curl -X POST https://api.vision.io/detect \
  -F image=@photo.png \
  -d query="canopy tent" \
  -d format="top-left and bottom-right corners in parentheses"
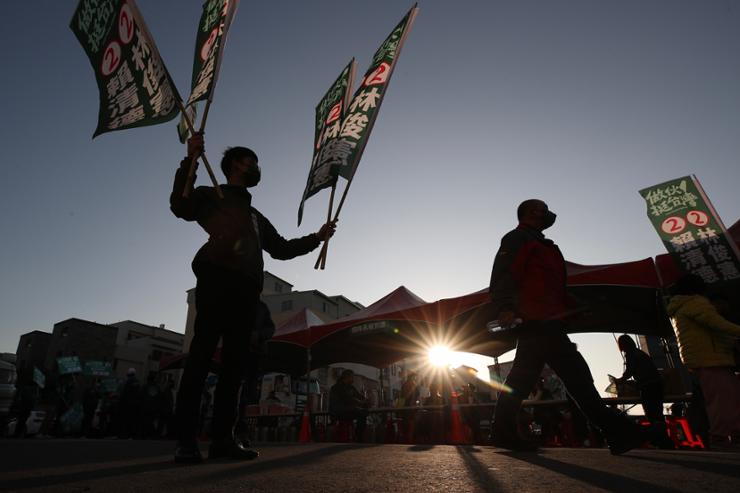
top-left (262, 308), bottom-right (325, 375)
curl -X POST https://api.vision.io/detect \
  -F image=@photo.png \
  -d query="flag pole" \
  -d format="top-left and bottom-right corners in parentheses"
top-left (177, 98), bottom-right (223, 199)
top-left (314, 182), bottom-right (336, 270)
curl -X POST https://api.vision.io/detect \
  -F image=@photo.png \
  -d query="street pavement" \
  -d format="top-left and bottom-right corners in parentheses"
top-left (0, 439), bottom-right (739, 493)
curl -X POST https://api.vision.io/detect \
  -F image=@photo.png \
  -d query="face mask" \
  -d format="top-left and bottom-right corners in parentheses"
top-left (542, 210), bottom-right (556, 229)
top-left (244, 164), bottom-right (261, 188)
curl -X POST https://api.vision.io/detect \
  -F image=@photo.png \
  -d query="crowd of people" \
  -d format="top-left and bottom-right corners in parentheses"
top-left (10, 367), bottom-right (177, 440)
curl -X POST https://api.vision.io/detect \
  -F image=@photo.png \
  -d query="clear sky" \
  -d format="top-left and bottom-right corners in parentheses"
top-left (1, 1), bottom-right (739, 396)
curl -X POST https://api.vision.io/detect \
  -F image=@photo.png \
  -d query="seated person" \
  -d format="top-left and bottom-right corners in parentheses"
top-left (329, 370), bottom-right (369, 441)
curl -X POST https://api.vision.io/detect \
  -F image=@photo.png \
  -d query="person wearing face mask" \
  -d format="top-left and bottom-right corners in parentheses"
top-left (488, 199), bottom-right (645, 454)
top-left (170, 133), bottom-right (336, 463)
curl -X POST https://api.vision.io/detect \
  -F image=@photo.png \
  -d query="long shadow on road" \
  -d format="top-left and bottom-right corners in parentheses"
top-left (0, 458), bottom-right (181, 491)
top-left (456, 446), bottom-right (509, 492)
top-left (0, 443), bottom-right (377, 491)
top-left (502, 451), bottom-right (684, 493)
top-left (625, 452), bottom-right (740, 479)
top-left (189, 443), bottom-right (379, 485)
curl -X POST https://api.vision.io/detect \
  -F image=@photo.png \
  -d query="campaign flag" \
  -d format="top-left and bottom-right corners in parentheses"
top-left (57, 356), bottom-right (83, 375)
top-left (71, 0), bottom-right (182, 138)
top-left (639, 175), bottom-right (740, 284)
top-left (83, 360), bottom-right (113, 377)
top-left (297, 59), bottom-right (356, 225)
top-left (178, 103), bottom-right (198, 143)
top-left (33, 367), bottom-right (46, 389)
top-left (186, 0), bottom-right (239, 106)
top-left (314, 4), bottom-right (418, 184)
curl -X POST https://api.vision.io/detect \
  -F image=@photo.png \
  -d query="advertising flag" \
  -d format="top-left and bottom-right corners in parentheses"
top-left (71, 0), bottom-right (182, 137)
top-left (57, 356), bottom-right (83, 375)
top-left (314, 4), bottom-right (418, 183)
top-left (83, 360), bottom-right (113, 377)
top-left (178, 103), bottom-right (198, 144)
top-left (186, 0), bottom-right (239, 106)
top-left (33, 367), bottom-right (46, 389)
top-left (639, 175), bottom-right (740, 284)
top-left (298, 59), bottom-right (356, 225)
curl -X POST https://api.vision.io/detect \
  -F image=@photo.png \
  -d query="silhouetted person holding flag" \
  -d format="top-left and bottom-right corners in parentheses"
top-left (488, 199), bottom-right (645, 454)
top-left (170, 133), bottom-right (336, 463)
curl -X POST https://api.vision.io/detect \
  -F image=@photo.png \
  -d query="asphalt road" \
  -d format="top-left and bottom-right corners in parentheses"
top-left (0, 439), bottom-right (739, 493)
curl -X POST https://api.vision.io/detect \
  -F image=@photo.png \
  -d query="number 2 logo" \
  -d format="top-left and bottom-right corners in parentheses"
top-left (119, 4), bottom-right (134, 45)
top-left (661, 216), bottom-right (686, 235)
top-left (686, 210), bottom-right (709, 227)
top-left (363, 62), bottom-right (390, 86)
top-left (101, 41), bottom-right (121, 77)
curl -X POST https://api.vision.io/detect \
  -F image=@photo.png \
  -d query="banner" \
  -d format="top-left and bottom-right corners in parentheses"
top-left (297, 59), bottom-right (356, 225)
top-left (639, 175), bottom-right (740, 284)
top-left (71, 0), bottom-right (182, 137)
top-left (57, 356), bottom-right (83, 375)
top-left (33, 367), bottom-right (46, 389)
top-left (186, 0), bottom-right (239, 106)
top-left (314, 4), bottom-right (418, 183)
top-left (83, 360), bottom-right (113, 377)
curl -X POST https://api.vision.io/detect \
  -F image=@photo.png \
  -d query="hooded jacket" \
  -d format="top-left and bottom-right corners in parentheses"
top-left (170, 159), bottom-right (319, 291)
top-left (666, 294), bottom-right (740, 368)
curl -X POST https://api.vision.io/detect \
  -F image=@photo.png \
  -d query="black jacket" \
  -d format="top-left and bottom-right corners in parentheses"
top-left (170, 159), bottom-right (320, 290)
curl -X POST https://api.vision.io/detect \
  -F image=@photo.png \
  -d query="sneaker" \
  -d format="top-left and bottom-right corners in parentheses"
top-left (208, 439), bottom-right (260, 461)
top-left (174, 441), bottom-right (204, 464)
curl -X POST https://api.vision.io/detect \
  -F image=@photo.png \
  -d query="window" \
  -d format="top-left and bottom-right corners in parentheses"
top-left (275, 282), bottom-right (283, 293)
top-left (281, 300), bottom-right (293, 312)
top-left (322, 302), bottom-right (327, 313)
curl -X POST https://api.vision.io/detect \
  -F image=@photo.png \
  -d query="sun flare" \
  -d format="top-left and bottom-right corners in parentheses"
top-left (427, 345), bottom-right (454, 367)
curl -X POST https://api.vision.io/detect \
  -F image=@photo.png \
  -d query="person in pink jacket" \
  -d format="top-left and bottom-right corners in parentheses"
top-left (667, 274), bottom-right (740, 450)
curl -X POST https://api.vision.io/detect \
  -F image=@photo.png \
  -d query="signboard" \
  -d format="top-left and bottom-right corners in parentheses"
top-left (57, 356), bottom-right (83, 375)
top-left (351, 320), bottom-right (389, 335)
top-left (297, 59), bottom-right (356, 225)
top-left (83, 360), bottom-right (113, 377)
top-left (71, 0), bottom-right (181, 137)
top-left (314, 5), bottom-right (418, 183)
top-left (639, 175), bottom-right (740, 284)
top-left (33, 367), bottom-right (46, 389)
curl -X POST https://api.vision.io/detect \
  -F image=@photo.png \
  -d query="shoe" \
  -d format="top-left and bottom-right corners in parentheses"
top-left (208, 439), bottom-right (260, 460)
top-left (490, 432), bottom-right (539, 452)
top-left (174, 441), bottom-right (204, 464)
top-left (607, 427), bottom-right (648, 456)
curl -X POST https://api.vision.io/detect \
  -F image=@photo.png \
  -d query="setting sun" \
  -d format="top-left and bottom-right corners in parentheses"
top-left (427, 345), bottom-right (454, 367)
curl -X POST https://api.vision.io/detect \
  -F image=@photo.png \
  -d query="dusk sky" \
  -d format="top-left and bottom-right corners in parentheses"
top-left (2, 1), bottom-right (739, 394)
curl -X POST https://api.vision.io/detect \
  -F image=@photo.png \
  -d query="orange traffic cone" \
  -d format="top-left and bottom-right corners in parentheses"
top-left (448, 392), bottom-right (471, 445)
top-left (298, 408), bottom-right (312, 443)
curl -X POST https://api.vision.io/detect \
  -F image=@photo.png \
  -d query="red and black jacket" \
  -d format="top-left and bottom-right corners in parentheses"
top-left (489, 225), bottom-right (571, 322)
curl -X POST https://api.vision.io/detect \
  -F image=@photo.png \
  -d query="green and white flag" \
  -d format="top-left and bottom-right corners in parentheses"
top-left (57, 356), bottom-right (83, 375)
top-left (71, 0), bottom-right (182, 138)
top-left (298, 59), bottom-right (356, 225)
top-left (83, 360), bottom-right (113, 377)
top-left (177, 102), bottom-right (198, 144)
top-left (639, 175), bottom-right (740, 284)
top-left (33, 367), bottom-right (46, 389)
top-left (186, 0), bottom-right (239, 106)
top-left (314, 4), bottom-right (418, 183)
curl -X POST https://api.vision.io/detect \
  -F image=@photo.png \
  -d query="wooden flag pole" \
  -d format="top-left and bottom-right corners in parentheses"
top-left (314, 183), bottom-right (336, 269)
top-left (177, 99), bottom-right (224, 199)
